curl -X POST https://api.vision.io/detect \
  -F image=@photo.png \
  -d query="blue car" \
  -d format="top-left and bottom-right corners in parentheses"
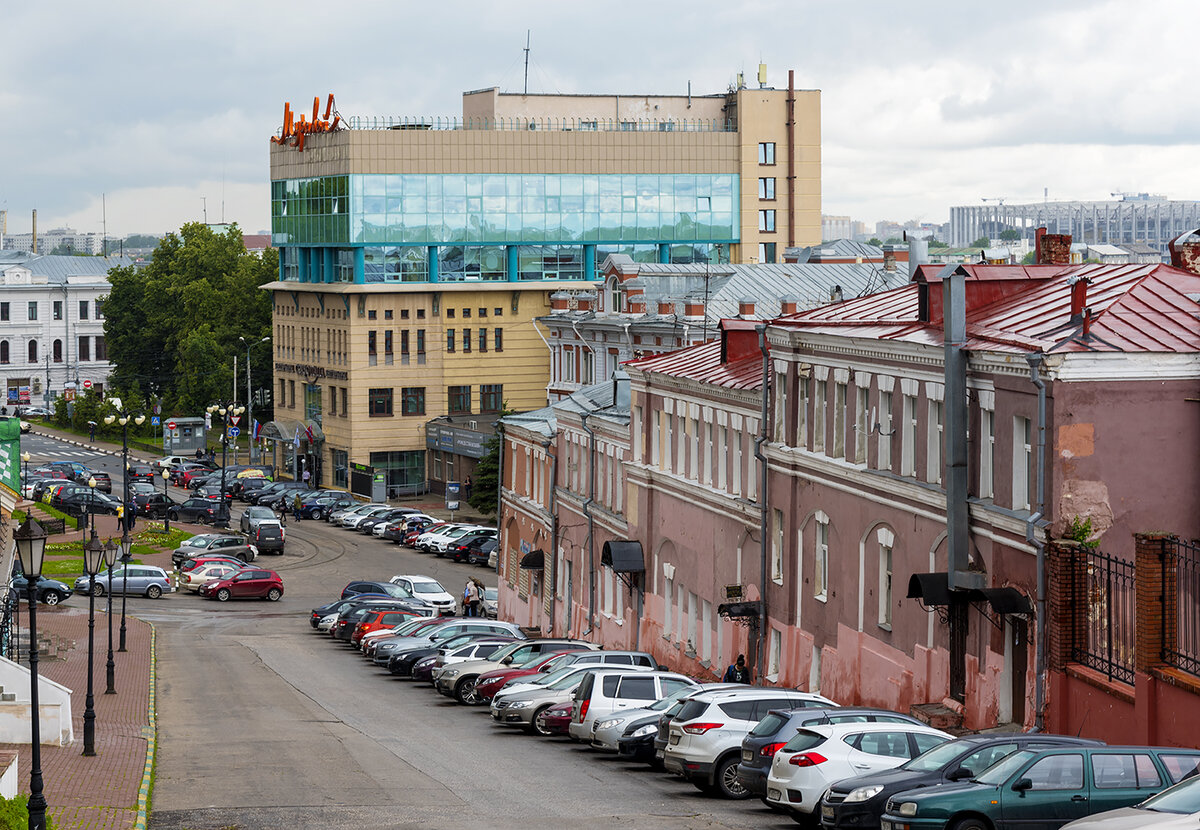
top-left (11, 567), bottom-right (73, 606)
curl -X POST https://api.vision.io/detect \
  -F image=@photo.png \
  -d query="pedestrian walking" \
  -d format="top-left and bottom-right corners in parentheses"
top-left (464, 475), bottom-right (473, 499)
top-left (471, 578), bottom-right (486, 617)
top-left (302, 467), bottom-right (311, 487)
top-left (463, 580), bottom-right (478, 617)
top-left (293, 493), bottom-right (304, 521)
top-left (723, 654), bottom-right (751, 684)
top-left (88, 421), bottom-right (96, 442)
top-left (195, 448), bottom-right (204, 460)
top-left (125, 498), bottom-right (138, 532)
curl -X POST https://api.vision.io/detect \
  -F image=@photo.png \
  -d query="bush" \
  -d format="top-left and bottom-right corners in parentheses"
top-left (0, 795), bottom-right (55, 829)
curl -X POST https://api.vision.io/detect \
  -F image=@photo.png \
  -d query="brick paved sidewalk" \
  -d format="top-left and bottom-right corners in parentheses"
top-left (4, 605), bottom-right (153, 830)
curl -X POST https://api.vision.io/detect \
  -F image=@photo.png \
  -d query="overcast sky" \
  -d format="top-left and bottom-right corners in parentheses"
top-left (4, 0), bottom-right (1198, 239)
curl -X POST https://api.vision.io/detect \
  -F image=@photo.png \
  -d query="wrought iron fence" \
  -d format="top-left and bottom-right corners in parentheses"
top-left (1070, 548), bottom-right (1137, 685)
top-left (1163, 538), bottom-right (1200, 676)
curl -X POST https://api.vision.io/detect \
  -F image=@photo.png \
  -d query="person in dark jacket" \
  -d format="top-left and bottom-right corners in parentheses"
top-left (722, 654), bottom-right (751, 684)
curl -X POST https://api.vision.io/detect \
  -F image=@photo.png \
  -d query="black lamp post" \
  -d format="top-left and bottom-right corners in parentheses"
top-left (117, 530), bottom-right (132, 653)
top-left (20, 451), bottom-right (29, 500)
top-left (206, 403), bottom-right (244, 529)
top-left (14, 517), bottom-right (49, 829)
top-left (104, 409), bottom-right (145, 536)
top-left (161, 469), bottom-right (172, 533)
top-left (80, 531), bottom-right (104, 757)
top-left (239, 335), bottom-right (271, 463)
top-left (103, 538), bottom-right (118, 695)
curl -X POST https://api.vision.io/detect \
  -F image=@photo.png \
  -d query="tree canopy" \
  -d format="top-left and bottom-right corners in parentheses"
top-left (103, 223), bottom-right (276, 415)
top-left (998, 229), bottom-right (1022, 241)
top-left (970, 236), bottom-right (991, 248)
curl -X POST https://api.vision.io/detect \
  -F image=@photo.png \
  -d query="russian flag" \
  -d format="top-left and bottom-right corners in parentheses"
top-left (252, 419), bottom-right (261, 440)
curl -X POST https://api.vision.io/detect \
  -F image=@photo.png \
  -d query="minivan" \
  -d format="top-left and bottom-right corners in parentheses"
top-left (569, 669), bottom-right (697, 741)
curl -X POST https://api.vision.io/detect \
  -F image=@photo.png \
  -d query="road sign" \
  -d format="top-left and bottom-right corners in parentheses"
top-left (229, 415), bottom-right (241, 426)
top-left (150, 416), bottom-right (161, 426)
top-left (166, 420), bottom-right (177, 431)
top-left (82, 379), bottom-right (93, 389)
top-left (227, 427), bottom-right (241, 437)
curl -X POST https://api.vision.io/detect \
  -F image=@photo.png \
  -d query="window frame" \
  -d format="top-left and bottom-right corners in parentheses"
top-left (367, 387), bottom-right (393, 417)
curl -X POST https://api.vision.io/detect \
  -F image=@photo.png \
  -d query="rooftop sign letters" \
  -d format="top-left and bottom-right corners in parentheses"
top-left (271, 94), bottom-right (341, 152)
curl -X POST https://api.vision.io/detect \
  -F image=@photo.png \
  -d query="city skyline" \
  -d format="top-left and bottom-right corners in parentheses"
top-left (4, 0), bottom-right (1200, 238)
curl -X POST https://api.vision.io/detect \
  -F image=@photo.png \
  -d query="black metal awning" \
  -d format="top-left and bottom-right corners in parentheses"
top-left (601, 541), bottom-right (645, 574)
top-left (908, 573), bottom-right (1031, 615)
top-left (975, 587), bottom-right (1033, 616)
top-left (908, 573), bottom-right (952, 606)
top-left (519, 549), bottom-right (545, 570)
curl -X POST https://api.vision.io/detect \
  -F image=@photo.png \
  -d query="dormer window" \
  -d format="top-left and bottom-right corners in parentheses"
top-left (608, 278), bottom-right (624, 314)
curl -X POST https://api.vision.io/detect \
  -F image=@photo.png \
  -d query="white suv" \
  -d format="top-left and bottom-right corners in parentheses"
top-left (568, 670), bottom-right (697, 741)
top-left (389, 574), bottom-right (456, 616)
top-left (663, 687), bottom-right (836, 799)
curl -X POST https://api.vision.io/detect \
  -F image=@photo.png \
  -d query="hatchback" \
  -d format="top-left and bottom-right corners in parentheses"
top-left (127, 464), bottom-right (158, 482)
top-left (388, 575), bottom-right (456, 616)
top-left (180, 562), bottom-right (244, 592)
top-left (73, 565), bottom-right (174, 599)
top-left (199, 569), bottom-right (284, 602)
top-left (168, 497), bottom-right (230, 525)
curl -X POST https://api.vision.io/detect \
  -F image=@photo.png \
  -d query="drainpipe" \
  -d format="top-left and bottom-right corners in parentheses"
top-left (753, 325), bottom-right (770, 682)
top-left (571, 318), bottom-right (597, 382)
top-left (1026, 353), bottom-right (1049, 732)
top-left (496, 422), bottom-right (505, 578)
top-left (543, 438), bottom-right (558, 635)
top-left (581, 410), bottom-right (597, 636)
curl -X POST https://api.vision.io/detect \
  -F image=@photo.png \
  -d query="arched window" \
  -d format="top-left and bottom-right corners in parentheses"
top-left (608, 278), bottom-right (624, 314)
top-left (52, 339), bottom-right (63, 363)
top-left (0, 341), bottom-right (8, 364)
top-left (28, 340), bottom-right (37, 363)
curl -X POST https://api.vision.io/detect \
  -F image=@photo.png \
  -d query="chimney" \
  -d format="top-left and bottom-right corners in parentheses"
top-left (1069, 277), bottom-right (1090, 323)
top-left (683, 300), bottom-right (705, 319)
top-left (882, 244), bottom-right (898, 272)
top-left (779, 296), bottom-right (798, 315)
top-left (1168, 227), bottom-right (1200, 275)
top-left (1039, 233), bottom-right (1072, 265)
top-left (829, 284), bottom-right (844, 303)
top-left (908, 237), bottom-right (929, 279)
top-left (657, 299), bottom-right (674, 316)
top-left (627, 296), bottom-right (646, 314)
top-left (611, 368), bottom-right (631, 409)
top-left (549, 291), bottom-right (571, 312)
top-left (738, 298), bottom-right (756, 318)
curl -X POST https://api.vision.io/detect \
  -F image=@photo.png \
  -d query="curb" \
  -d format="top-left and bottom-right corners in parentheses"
top-left (133, 623), bottom-right (157, 830)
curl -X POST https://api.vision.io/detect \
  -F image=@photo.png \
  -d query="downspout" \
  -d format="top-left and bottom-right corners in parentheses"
top-left (786, 70), bottom-right (796, 249)
top-left (543, 438), bottom-right (559, 634)
top-left (496, 422), bottom-right (505, 584)
top-left (753, 325), bottom-right (770, 682)
top-left (571, 318), bottom-right (597, 382)
top-left (581, 410), bottom-right (597, 636)
top-left (1026, 353), bottom-right (1049, 732)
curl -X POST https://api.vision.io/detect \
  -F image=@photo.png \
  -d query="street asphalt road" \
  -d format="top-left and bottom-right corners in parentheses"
top-left (22, 436), bottom-right (792, 829)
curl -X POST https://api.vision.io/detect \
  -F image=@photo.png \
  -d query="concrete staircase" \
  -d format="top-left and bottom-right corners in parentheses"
top-left (910, 701), bottom-right (967, 735)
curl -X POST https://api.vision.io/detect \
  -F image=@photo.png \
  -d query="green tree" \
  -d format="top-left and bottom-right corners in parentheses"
top-left (1021, 251), bottom-right (1036, 264)
top-left (103, 223), bottom-right (276, 415)
top-left (867, 238), bottom-right (883, 247)
top-left (468, 410), bottom-right (512, 515)
top-left (970, 236), bottom-right (991, 248)
top-left (927, 239), bottom-right (949, 249)
top-left (122, 234), bottom-right (161, 249)
top-left (884, 237), bottom-right (904, 245)
top-left (999, 229), bottom-right (1021, 241)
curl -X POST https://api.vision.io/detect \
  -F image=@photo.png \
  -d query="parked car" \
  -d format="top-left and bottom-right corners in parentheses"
top-left (364, 616), bottom-right (458, 655)
top-left (311, 595), bottom-right (408, 630)
top-left (433, 638), bottom-right (589, 704)
top-left (569, 670), bottom-right (698, 741)
top-left (11, 566), bottom-right (73, 605)
top-left (470, 537), bottom-right (499, 567)
top-left (350, 608), bottom-right (425, 647)
top-left (127, 464), bottom-right (158, 483)
top-left (132, 492), bottom-right (177, 519)
top-left (494, 666), bottom-right (659, 735)
top-left (428, 525), bottom-right (491, 556)
top-left (239, 506), bottom-right (278, 534)
top-left (90, 472), bottom-right (113, 493)
top-left (388, 575), bottom-right (456, 616)
top-left (1062, 773), bottom-right (1200, 829)
top-left (179, 562), bottom-right (244, 593)
top-left (446, 529), bottom-right (499, 563)
top-left (248, 522), bottom-right (285, 555)
top-left (234, 477), bottom-right (273, 502)
top-left (591, 682), bottom-right (738, 753)
top-left (393, 621), bottom-right (524, 674)
top-left (332, 601), bottom-right (419, 642)
top-left (58, 490), bottom-right (122, 516)
top-left (328, 502), bottom-right (383, 524)
top-left (878, 744), bottom-right (1200, 830)
top-left (534, 701), bottom-right (575, 737)
top-left (386, 633), bottom-right (518, 678)
top-left (298, 493), bottom-right (355, 520)
top-left (480, 587), bottom-right (498, 618)
top-left (171, 534), bottom-right (258, 567)
top-left (178, 555), bottom-right (251, 575)
top-left (157, 454), bottom-right (206, 469)
top-left (662, 687), bottom-right (839, 799)
top-left (198, 569), bottom-right (284, 602)
top-left (357, 508), bottom-right (417, 535)
top-left (167, 497), bottom-right (230, 525)
top-left (818, 732), bottom-right (1103, 830)
top-left (73, 565), bottom-right (174, 599)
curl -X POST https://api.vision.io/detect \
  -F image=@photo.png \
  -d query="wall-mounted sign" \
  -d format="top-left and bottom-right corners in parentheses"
top-left (271, 94), bottom-right (341, 152)
top-left (274, 362), bottom-right (349, 382)
top-left (725, 584), bottom-right (744, 600)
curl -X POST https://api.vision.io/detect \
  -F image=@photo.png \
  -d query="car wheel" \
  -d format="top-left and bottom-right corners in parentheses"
top-left (146, 585), bottom-right (163, 599)
top-left (91, 583), bottom-right (106, 597)
top-left (712, 755), bottom-right (751, 800)
top-left (307, 508), bottom-right (321, 520)
top-left (948, 820), bottom-right (990, 830)
top-left (195, 515), bottom-right (209, 525)
top-left (454, 676), bottom-right (481, 705)
top-left (216, 588), bottom-right (231, 602)
top-left (267, 588), bottom-right (282, 601)
top-left (530, 706), bottom-right (555, 736)
top-left (43, 591), bottom-right (63, 606)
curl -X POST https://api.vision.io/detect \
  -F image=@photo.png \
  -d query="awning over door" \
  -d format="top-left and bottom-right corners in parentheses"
top-left (519, 549), bottom-right (545, 570)
top-left (259, 419), bottom-right (325, 444)
top-left (907, 573), bottom-right (1031, 615)
top-left (601, 540), bottom-right (645, 573)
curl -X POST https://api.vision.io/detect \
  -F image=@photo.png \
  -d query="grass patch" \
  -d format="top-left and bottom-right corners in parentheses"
top-left (13, 504), bottom-right (75, 524)
top-left (137, 524), bottom-right (192, 547)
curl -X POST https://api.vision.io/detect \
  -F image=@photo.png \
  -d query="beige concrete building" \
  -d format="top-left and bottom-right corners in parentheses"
top-left (264, 76), bottom-right (820, 493)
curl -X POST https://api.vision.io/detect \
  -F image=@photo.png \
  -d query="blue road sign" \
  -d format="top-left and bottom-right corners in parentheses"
top-left (150, 416), bottom-right (161, 426)
top-left (227, 426), bottom-right (241, 437)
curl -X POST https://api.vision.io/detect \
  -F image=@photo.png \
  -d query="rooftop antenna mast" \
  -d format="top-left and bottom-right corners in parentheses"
top-left (523, 30), bottom-right (531, 95)
top-left (102, 193), bottom-right (107, 257)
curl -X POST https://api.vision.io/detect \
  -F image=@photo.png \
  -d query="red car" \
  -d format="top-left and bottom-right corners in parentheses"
top-left (351, 609), bottom-right (420, 646)
top-left (475, 651), bottom-right (568, 702)
top-left (534, 701), bottom-right (573, 736)
top-left (403, 522), bottom-right (447, 547)
top-left (199, 568), bottom-right (283, 602)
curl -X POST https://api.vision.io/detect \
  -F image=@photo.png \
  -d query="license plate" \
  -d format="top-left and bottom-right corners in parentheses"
top-left (768, 788), bottom-right (781, 802)
top-left (669, 734), bottom-right (680, 745)
top-left (742, 750), bottom-right (753, 763)
top-left (822, 805), bottom-right (834, 819)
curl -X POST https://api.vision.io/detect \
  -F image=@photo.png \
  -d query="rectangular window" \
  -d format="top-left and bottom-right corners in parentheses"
top-left (481, 384), bottom-right (502, 414)
top-left (416, 329), bottom-right (425, 363)
top-left (288, 379), bottom-right (295, 408)
top-left (27, 301), bottom-right (37, 321)
top-left (703, 422), bottom-right (713, 484)
top-left (815, 519), bottom-right (829, 600)
top-left (758, 210), bottom-right (776, 232)
top-left (79, 300), bottom-right (89, 320)
top-left (758, 142), bottom-right (776, 164)
top-left (479, 328), bottom-right (487, 353)
top-left (279, 378), bottom-right (286, 406)
top-left (95, 298), bottom-right (103, 319)
top-left (879, 543), bottom-right (893, 628)
top-left (367, 330), bottom-right (377, 366)
top-left (384, 330), bottom-right (393, 364)
top-left (901, 394), bottom-right (917, 477)
top-left (400, 330), bottom-right (410, 364)
top-left (773, 371), bottom-right (787, 443)
top-left (462, 328), bottom-right (471, 353)
top-left (651, 410), bottom-right (661, 467)
top-left (758, 177), bottom-right (776, 200)
top-left (854, 388), bottom-right (869, 464)
top-left (978, 408), bottom-right (995, 498)
top-left (368, 388), bottom-right (393, 417)
top-left (758, 242), bottom-right (777, 264)
top-left (813, 380), bottom-right (826, 453)
top-left (340, 387), bottom-right (347, 416)
top-left (717, 426), bottom-right (727, 489)
top-left (95, 336), bottom-right (107, 361)
top-left (664, 576), bottom-right (673, 639)
top-left (833, 382), bottom-right (846, 458)
top-left (772, 508), bottom-right (784, 583)
top-left (78, 336), bottom-right (91, 361)
top-left (928, 400), bottom-right (944, 484)
top-left (1013, 416), bottom-right (1032, 510)
top-left (446, 329), bottom-right (455, 353)
top-left (448, 385), bottom-right (472, 414)
top-left (50, 302), bottom-right (59, 321)
top-left (402, 387), bottom-right (426, 416)
top-left (878, 390), bottom-right (893, 470)
top-left (494, 328), bottom-right (503, 352)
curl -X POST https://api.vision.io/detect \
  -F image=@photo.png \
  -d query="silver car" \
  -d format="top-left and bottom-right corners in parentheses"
top-left (73, 565), bottom-right (174, 598)
top-left (590, 681), bottom-right (736, 752)
top-left (491, 665), bottom-right (650, 734)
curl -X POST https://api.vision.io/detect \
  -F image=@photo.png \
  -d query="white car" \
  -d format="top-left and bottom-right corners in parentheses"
top-left (389, 574), bottom-right (456, 616)
top-left (328, 502), bottom-right (386, 525)
top-left (764, 721), bottom-right (953, 820)
top-left (569, 670), bottom-right (698, 741)
top-left (180, 562), bottom-right (241, 593)
top-left (591, 682), bottom-right (740, 752)
top-left (316, 613), bottom-right (338, 632)
top-left (341, 505), bottom-right (393, 529)
top-left (429, 525), bottom-right (490, 555)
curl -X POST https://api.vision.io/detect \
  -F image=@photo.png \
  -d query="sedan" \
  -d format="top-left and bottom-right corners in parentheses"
top-left (534, 701), bottom-right (574, 737)
top-left (180, 563), bottom-right (244, 593)
top-left (11, 574), bottom-right (73, 605)
top-left (58, 490), bottom-right (122, 516)
top-left (199, 569), bottom-right (284, 602)
top-left (73, 565), bottom-right (174, 599)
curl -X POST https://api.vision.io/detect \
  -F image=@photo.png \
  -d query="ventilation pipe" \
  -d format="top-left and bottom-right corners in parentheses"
top-left (754, 324), bottom-right (771, 682)
top-left (1026, 353), bottom-right (1049, 732)
top-left (581, 410), bottom-right (597, 636)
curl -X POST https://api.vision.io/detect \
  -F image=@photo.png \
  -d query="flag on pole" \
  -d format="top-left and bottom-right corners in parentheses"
top-left (305, 424), bottom-right (316, 444)
top-left (293, 429), bottom-right (301, 448)
top-left (252, 419), bottom-right (261, 440)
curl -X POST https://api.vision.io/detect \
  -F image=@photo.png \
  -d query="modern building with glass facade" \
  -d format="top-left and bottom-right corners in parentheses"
top-left (265, 77), bottom-right (821, 492)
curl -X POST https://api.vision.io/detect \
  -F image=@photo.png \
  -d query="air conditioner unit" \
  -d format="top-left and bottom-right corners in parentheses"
top-left (32, 378), bottom-right (42, 394)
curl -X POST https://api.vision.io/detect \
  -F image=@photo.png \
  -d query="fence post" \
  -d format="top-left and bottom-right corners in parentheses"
top-left (1046, 539), bottom-right (1078, 671)
top-left (1135, 532), bottom-right (1176, 673)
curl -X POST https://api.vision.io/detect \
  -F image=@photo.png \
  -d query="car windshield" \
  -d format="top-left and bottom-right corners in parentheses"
top-left (379, 584), bottom-right (413, 599)
top-left (189, 538), bottom-right (216, 549)
top-left (547, 673), bottom-right (586, 691)
top-left (903, 740), bottom-right (979, 772)
top-left (975, 750), bottom-right (1037, 785)
top-left (483, 588), bottom-right (498, 601)
top-left (1140, 775), bottom-right (1200, 813)
top-left (750, 712), bottom-right (792, 738)
top-left (411, 582), bottom-right (445, 595)
top-left (534, 667), bottom-right (585, 687)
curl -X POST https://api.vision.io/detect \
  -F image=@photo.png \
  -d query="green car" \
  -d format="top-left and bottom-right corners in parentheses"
top-left (880, 745), bottom-right (1200, 830)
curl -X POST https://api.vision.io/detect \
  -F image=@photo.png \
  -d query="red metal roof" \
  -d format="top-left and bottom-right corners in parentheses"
top-left (626, 339), bottom-right (764, 390)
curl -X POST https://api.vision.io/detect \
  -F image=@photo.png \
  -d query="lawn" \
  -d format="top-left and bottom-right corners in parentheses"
top-left (27, 526), bottom-right (193, 578)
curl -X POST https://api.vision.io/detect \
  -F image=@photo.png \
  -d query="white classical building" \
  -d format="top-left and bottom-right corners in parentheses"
top-left (0, 253), bottom-right (132, 406)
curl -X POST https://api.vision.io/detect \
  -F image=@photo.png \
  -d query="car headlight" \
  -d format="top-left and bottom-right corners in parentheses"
top-left (845, 785), bottom-right (884, 803)
top-left (898, 802), bottom-right (918, 817)
top-left (596, 718), bottom-right (623, 731)
top-left (508, 700), bottom-right (533, 709)
top-left (441, 669), bottom-right (459, 678)
top-left (630, 724), bottom-right (657, 738)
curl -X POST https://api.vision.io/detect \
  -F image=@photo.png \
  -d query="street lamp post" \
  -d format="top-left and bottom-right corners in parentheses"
top-left (161, 469), bottom-right (172, 532)
top-left (80, 531), bottom-right (104, 757)
top-left (20, 451), bottom-right (29, 500)
top-left (117, 529), bottom-right (132, 653)
top-left (103, 538), bottom-right (118, 695)
top-left (205, 403), bottom-right (244, 529)
top-left (239, 335), bottom-right (270, 463)
top-left (104, 409), bottom-right (145, 536)
top-left (14, 518), bottom-right (49, 829)
top-left (87, 476), bottom-right (98, 535)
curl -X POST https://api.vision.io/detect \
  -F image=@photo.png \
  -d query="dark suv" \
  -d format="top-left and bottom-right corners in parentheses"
top-left (249, 522), bottom-right (285, 555)
top-left (168, 497), bottom-right (231, 525)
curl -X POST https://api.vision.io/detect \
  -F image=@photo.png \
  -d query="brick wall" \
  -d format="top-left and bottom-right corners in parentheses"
top-left (1135, 533), bottom-right (1176, 673)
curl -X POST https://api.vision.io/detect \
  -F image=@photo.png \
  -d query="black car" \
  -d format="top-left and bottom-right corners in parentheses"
top-left (234, 477), bottom-right (272, 501)
top-left (195, 484), bottom-right (235, 502)
top-left (10, 566), bottom-right (73, 606)
top-left (132, 492), bottom-right (177, 519)
top-left (249, 482), bottom-right (306, 506)
top-left (387, 632), bottom-right (516, 677)
top-left (331, 599), bottom-right (427, 642)
top-left (168, 497), bottom-right (231, 525)
top-left (817, 733), bottom-right (1104, 829)
top-left (298, 493), bottom-right (354, 520)
top-left (736, 707), bottom-right (928, 800)
top-left (127, 464), bottom-right (158, 483)
top-left (249, 523), bottom-right (285, 555)
top-left (342, 580), bottom-right (419, 601)
top-left (57, 490), bottom-right (122, 517)
top-left (446, 533), bottom-right (497, 565)
top-left (90, 472), bottom-right (113, 493)
top-left (617, 713), bottom-right (665, 763)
